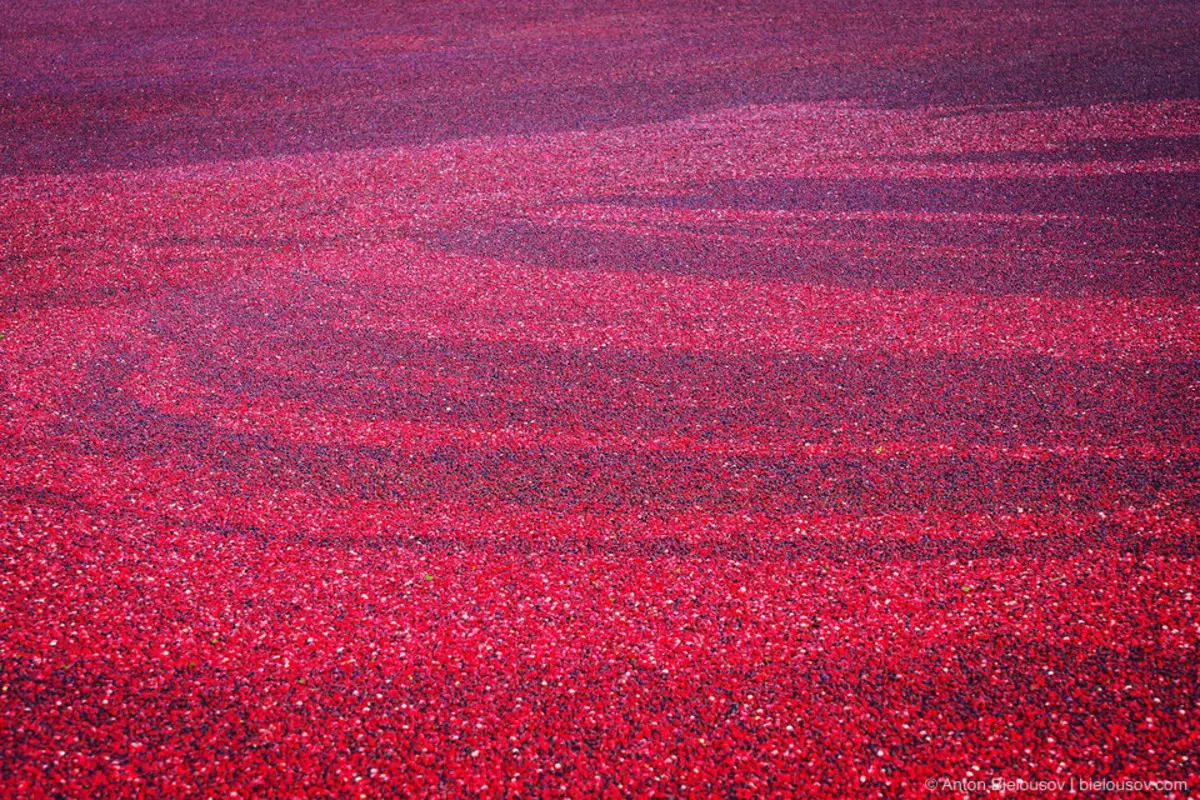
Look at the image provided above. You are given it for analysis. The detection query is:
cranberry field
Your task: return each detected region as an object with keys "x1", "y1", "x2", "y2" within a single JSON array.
[{"x1": 2, "y1": 1, "x2": 1198, "y2": 797}]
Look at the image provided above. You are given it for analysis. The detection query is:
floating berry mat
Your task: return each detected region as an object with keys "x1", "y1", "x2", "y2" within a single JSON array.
[{"x1": 2, "y1": 2, "x2": 1198, "y2": 797}]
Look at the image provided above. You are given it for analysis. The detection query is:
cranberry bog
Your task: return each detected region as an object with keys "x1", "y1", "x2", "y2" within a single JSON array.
[{"x1": 1, "y1": 1, "x2": 1198, "y2": 797}]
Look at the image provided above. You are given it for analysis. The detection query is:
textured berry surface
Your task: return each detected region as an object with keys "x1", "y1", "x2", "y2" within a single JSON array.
[{"x1": 1, "y1": 1, "x2": 1198, "y2": 797}]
